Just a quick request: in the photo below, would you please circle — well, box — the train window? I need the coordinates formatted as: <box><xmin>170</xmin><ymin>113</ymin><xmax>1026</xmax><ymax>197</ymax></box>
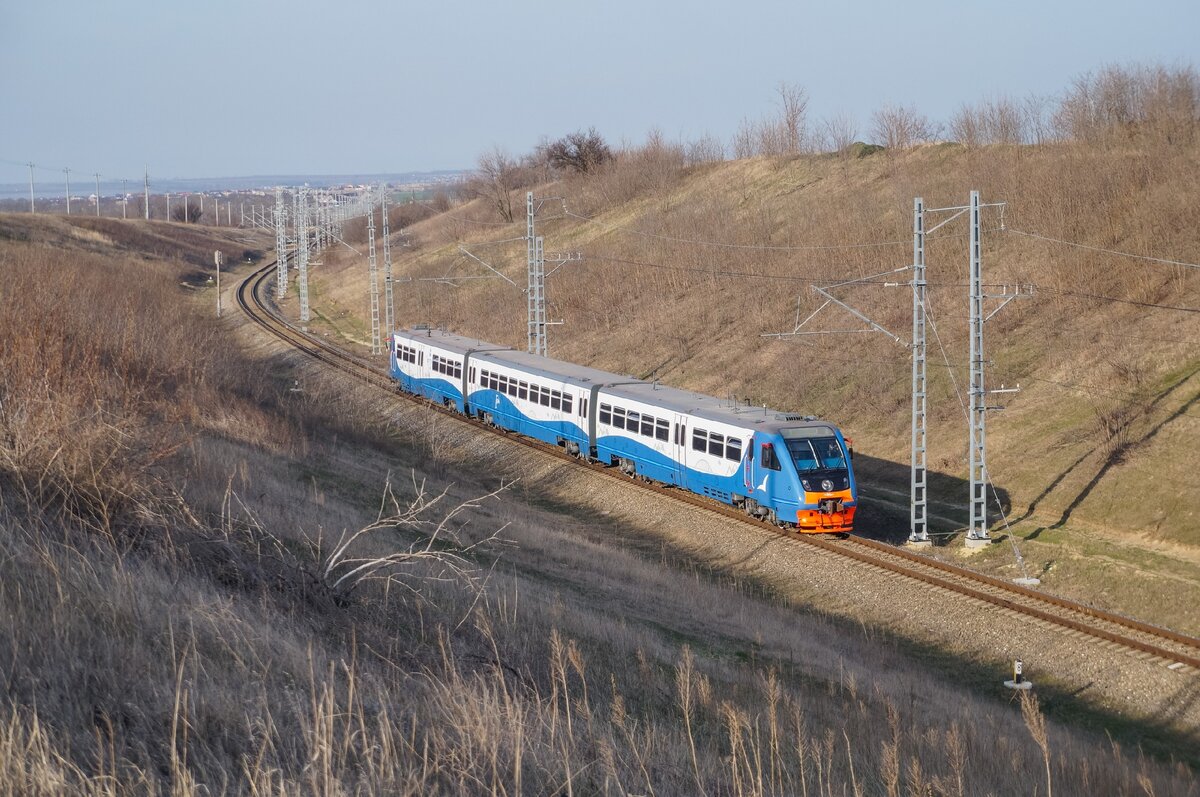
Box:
<box><xmin>613</xmin><ymin>407</ymin><xmax>626</xmax><ymax>427</ymax></box>
<box><xmin>655</xmin><ymin>419</ymin><xmax>669</xmax><ymax>441</ymax></box>
<box><xmin>563</xmin><ymin>395</ymin><xmax>573</xmax><ymax>414</ymax></box>
<box><xmin>469</xmin><ymin>367</ymin><xmax>476</xmax><ymax>383</ymax></box>
<box><xmin>581</xmin><ymin>397</ymin><xmax>588</xmax><ymax>417</ymax></box>
<box><xmin>539</xmin><ymin>387</ymin><xmax>550</xmax><ymax>406</ymax></box>
<box><xmin>518</xmin><ymin>381</ymin><xmax>528</xmax><ymax>400</ymax></box>
<box><xmin>600</xmin><ymin>404</ymin><xmax>611</xmax><ymax>425</ymax></box>
<box><xmin>762</xmin><ymin>443</ymin><xmax>781</xmax><ymax>471</ymax></box>
<box><xmin>641</xmin><ymin>415</ymin><xmax>654</xmax><ymax>437</ymax></box>
<box><xmin>419</xmin><ymin>351</ymin><xmax>423</xmax><ymax>367</ymax></box>
<box><xmin>498</xmin><ymin>375</ymin><xmax>508</xmax><ymax>392</ymax></box>
<box><xmin>692</xmin><ymin>429</ymin><xmax>707</xmax><ymax>452</ymax></box>
<box><xmin>551</xmin><ymin>394</ymin><xmax>561</xmax><ymax>411</ymax></box>
<box><xmin>708</xmin><ymin>433</ymin><xmax>725</xmax><ymax>457</ymax></box>
<box><xmin>726</xmin><ymin>439</ymin><xmax>742</xmax><ymax>462</ymax></box>
<box><xmin>454</xmin><ymin>363</ymin><xmax>462</xmax><ymax>379</ymax></box>
<box><xmin>627</xmin><ymin>411</ymin><xmax>639</xmax><ymax>432</ymax></box>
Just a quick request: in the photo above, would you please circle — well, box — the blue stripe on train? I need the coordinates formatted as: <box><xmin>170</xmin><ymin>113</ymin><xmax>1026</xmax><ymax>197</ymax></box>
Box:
<box><xmin>392</xmin><ymin>372</ymin><xmax>816</xmax><ymax>522</ymax></box>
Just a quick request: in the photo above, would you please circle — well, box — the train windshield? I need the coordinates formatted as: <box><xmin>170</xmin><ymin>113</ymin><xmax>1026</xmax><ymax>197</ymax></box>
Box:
<box><xmin>783</xmin><ymin>436</ymin><xmax>846</xmax><ymax>473</ymax></box>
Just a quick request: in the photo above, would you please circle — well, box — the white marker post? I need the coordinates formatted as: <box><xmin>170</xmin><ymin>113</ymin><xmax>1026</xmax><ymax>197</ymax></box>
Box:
<box><xmin>1004</xmin><ymin>659</ymin><xmax>1033</xmax><ymax>691</ymax></box>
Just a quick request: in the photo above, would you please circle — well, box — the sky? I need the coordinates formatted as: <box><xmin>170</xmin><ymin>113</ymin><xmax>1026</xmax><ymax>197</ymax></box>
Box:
<box><xmin>1</xmin><ymin>0</ymin><xmax>1197</xmax><ymax>184</ymax></box>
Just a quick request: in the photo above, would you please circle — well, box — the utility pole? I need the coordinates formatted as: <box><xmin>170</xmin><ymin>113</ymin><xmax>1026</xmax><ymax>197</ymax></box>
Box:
<box><xmin>27</xmin><ymin>162</ymin><xmax>35</xmax><ymax>213</ymax></box>
<box><xmin>967</xmin><ymin>190</ymin><xmax>988</xmax><ymax>545</ymax></box>
<box><xmin>166</xmin><ymin>192</ymin><xmax>171</xmax><ymax>220</ymax></box>
<box><xmin>64</xmin><ymin>167</ymin><xmax>71</xmax><ymax>215</ymax></box>
<box><xmin>144</xmin><ymin>168</ymin><xmax>150</xmax><ymax>220</ymax></box>
<box><xmin>122</xmin><ymin>178</ymin><xmax>128</xmax><ymax>219</ymax></box>
<box><xmin>368</xmin><ymin>202</ymin><xmax>381</xmax><ymax>355</ymax></box>
<box><xmin>94</xmin><ymin>173</ymin><xmax>101</xmax><ymax>216</ymax></box>
<box><xmin>909</xmin><ymin>197</ymin><xmax>930</xmax><ymax>544</ymax></box>
<box><xmin>184</xmin><ymin>194</ymin><xmax>189</xmax><ymax>223</ymax></box>
<box><xmin>381</xmin><ymin>187</ymin><xmax>394</xmax><ymax>336</ymax></box>
<box><xmin>297</xmin><ymin>185</ymin><xmax>310</xmax><ymax>323</ymax></box>
<box><xmin>274</xmin><ymin>187</ymin><xmax>288</xmax><ymax>299</ymax></box>
<box><xmin>526</xmin><ymin>191</ymin><xmax>547</xmax><ymax>355</ymax></box>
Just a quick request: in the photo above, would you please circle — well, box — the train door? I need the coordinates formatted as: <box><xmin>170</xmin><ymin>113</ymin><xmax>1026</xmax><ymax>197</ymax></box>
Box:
<box><xmin>672</xmin><ymin>414</ymin><xmax>688</xmax><ymax>487</ymax></box>
<box><xmin>743</xmin><ymin>432</ymin><xmax>755</xmax><ymax>495</ymax></box>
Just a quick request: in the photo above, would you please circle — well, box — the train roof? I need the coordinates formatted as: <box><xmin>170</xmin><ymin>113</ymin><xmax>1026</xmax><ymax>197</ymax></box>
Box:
<box><xmin>393</xmin><ymin>327</ymin><xmax>841</xmax><ymax>435</ymax></box>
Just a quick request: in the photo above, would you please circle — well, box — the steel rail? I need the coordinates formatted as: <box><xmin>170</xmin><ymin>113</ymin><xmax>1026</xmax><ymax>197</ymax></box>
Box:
<box><xmin>237</xmin><ymin>260</ymin><xmax>1200</xmax><ymax>672</ymax></box>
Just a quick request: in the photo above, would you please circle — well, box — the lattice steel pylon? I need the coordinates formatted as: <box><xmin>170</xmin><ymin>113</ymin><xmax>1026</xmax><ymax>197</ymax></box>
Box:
<box><xmin>967</xmin><ymin>190</ymin><xmax>988</xmax><ymax>541</ymax></box>
<box><xmin>274</xmin><ymin>187</ymin><xmax>289</xmax><ymax>299</ymax></box>
<box><xmin>381</xmin><ymin>188</ymin><xmax>394</xmax><ymax>336</ymax></box>
<box><xmin>297</xmin><ymin>186</ymin><xmax>311</xmax><ymax>323</ymax></box>
<box><xmin>910</xmin><ymin>197</ymin><xmax>930</xmax><ymax>543</ymax></box>
<box><xmin>528</xmin><ymin>235</ymin><xmax>546</xmax><ymax>356</ymax></box>
<box><xmin>368</xmin><ymin>204</ymin><xmax>381</xmax><ymax>355</ymax></box>
<box><xmin>526</xmin><ymin>192</ymin><xmax>547</xmax><ymax>356</ymax></box>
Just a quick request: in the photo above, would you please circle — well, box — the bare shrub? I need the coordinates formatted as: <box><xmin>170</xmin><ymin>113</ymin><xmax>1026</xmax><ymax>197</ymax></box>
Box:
<box><xmin>461</xmin><ymin>146</ymin><xmax>534</xmax><ymax>222</ymax></box>
<box><xmin>871</xmin><ymin>103</ymin><xmax>937</xmax><ymax>150</ymax></box>
<box><xmin>319</xmin><ymin>474</ymin><xmax>509</xmax><ymax>601</ymax></box>
<box><xmin>685</xmin><ymin>133</ymin><xmax>726</xmax><ymax>165</ymax></box>
<box><xmin>1053</xmin><ymin>63</ymin><xmax>1200</xmax><ymax>146</ymax></box>
<box><xmin>820</xmin><ymin>110</ymin><xmax>859</xmax><ymax>154</ymax></box>
<box><xmin>951</xmin><ymin>96</ymin><xmax>1027</xmax><ymax>146</ymax></box>
<box><xmin>543</xmin><ymin>128</ymin><xmax>613</xmax><ymax>175</ymax></box>
<box><xmin>950</xmin><ymin>103</ymin><xmax>984</xmax><ymax>148</ymax></box>
<box><xmin>731</xmin><ymin>82</ymin><xmax>811</xmax><ymax>158</ymax></box>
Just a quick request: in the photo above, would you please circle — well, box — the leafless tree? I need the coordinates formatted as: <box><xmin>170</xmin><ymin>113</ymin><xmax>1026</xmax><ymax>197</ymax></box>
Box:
<box><xmin>467</xmin><ymin>146</ymin><xmax>523</xmax><ymax>222</ymax></box>
<box><xmin>544</xmin><ymin>127</ymin><xmax>613</xmax><ymax>175</ymax></box>
<box><xmin>870</xmin><ymin>103</ymin><xmax>936</xmax><ymax>150</ymax></box>
<box><xmin>950</xmin><ymin>103</ymin><xmax>983</xmax><ymax>148</ymax></box>
<box><xmin>685</xmin><ymin>133</ymin><xmax>725</xmax><ymax>165</ymax></box>
<box><xmin>777</xmin><ymin>82</ymin><xmax>809</xmax><ymax>154</ymax></box>
<box><xmin>820</xmin><ymin>110</ymin><xmax>859</xmax><ymax>154</ymax></box>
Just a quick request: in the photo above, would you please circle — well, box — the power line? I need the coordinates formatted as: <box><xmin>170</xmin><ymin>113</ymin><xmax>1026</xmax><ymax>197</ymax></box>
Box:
<box><xmin>566</xmin><ymin>209</ymin><xmax>914</xmax><ymax>251</ymax></box>
<box><xmin>582</xmin><ymin>253</ymin><xmax>863</xmax><ymax>283</ymax></box>
<box><xmin>1035</xmin><ymin>286</ymin><xmax>1200</xmax><ymax>314</ymax></box>
<box><xmin>1006</xmin><ymin>227</ymin><xmax>1200</xmax><ymax>271</ymax></box>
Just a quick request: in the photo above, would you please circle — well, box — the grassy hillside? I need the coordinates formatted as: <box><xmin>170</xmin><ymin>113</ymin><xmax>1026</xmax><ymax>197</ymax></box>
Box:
<box><xmin>2</xmin><ymin>211</ymin><xmax>1197</xmax><ymax>792</ymax></box>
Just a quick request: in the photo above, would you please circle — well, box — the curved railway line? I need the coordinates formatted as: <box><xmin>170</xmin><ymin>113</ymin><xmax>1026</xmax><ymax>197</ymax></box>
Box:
<box><xmin>238</xmin><ymin>259</ymin><xmax>1200</xmax><ymax>674</ymax></box>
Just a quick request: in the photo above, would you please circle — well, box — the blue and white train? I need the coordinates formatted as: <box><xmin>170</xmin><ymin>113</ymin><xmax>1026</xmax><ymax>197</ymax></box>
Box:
<box><xmin>389</xmin><ymin>326</ymin><xmax>857</xmax><ymax>533</ymax></box>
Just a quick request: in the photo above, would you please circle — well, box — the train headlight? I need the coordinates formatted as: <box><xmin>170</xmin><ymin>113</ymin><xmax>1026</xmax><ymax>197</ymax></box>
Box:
<box><xmin>821</xmin><ymin>479</ymin><xmax>834</xmax><ymax>492</ymax></box>
<box><xmin>800</xmin><ymin>479</ymin><xmax>812</xmax><ymax>491</ymax></box>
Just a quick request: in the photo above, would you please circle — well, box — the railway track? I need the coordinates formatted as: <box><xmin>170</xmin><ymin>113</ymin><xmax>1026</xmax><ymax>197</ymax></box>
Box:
<box><xmin>238</xmin><ymin>260</ymin><xmax>1200</xmax><ymax>673</ymax></box>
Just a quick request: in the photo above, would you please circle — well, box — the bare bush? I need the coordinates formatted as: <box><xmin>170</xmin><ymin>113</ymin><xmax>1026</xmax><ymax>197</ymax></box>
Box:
<box><xmin>871</xmin><ymin>103</ymin><xmax>937</xmax><ymax>150</ymax></box>
<box><xmin>820</xmin><ymin>110</ymin><xmax>859</xmax><ymax>154</ymax></box>
<box><xmin>731</xmin><ymin>82</ymin><xmax>811</xmax><ymax>158</ymax></box>
<box><xmin>543</xmin><ymin>128</ymin><xmax>613</xmax><ymax>175</ymax></box>
<box><xmin>951</xmin><ymin>96</ymin><xmax>1027</xmax><ymax>146</ymax></box>
<box><xmin>461</xmin><ymin>146</ymin><xmax>534</xmax><ymax>222</ymax></box>
<box><xmin>171</xmin><ymin>200</ymin><xmax>203</xmax><ymax>223</ymax></box>
<box><xmin>1053</xmin><ymin>63</ymin><xmax>1200</xmax><ymax>145</ymax></box>
<box><xmin>319</xmin><ymin>473</ymin><xmax>509</xmax><ymax>601</ymax></box>
<box><xmin>685</xmin><ymin>133</ymin><xmax>725</xmax><ymax>165</ymax></box>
